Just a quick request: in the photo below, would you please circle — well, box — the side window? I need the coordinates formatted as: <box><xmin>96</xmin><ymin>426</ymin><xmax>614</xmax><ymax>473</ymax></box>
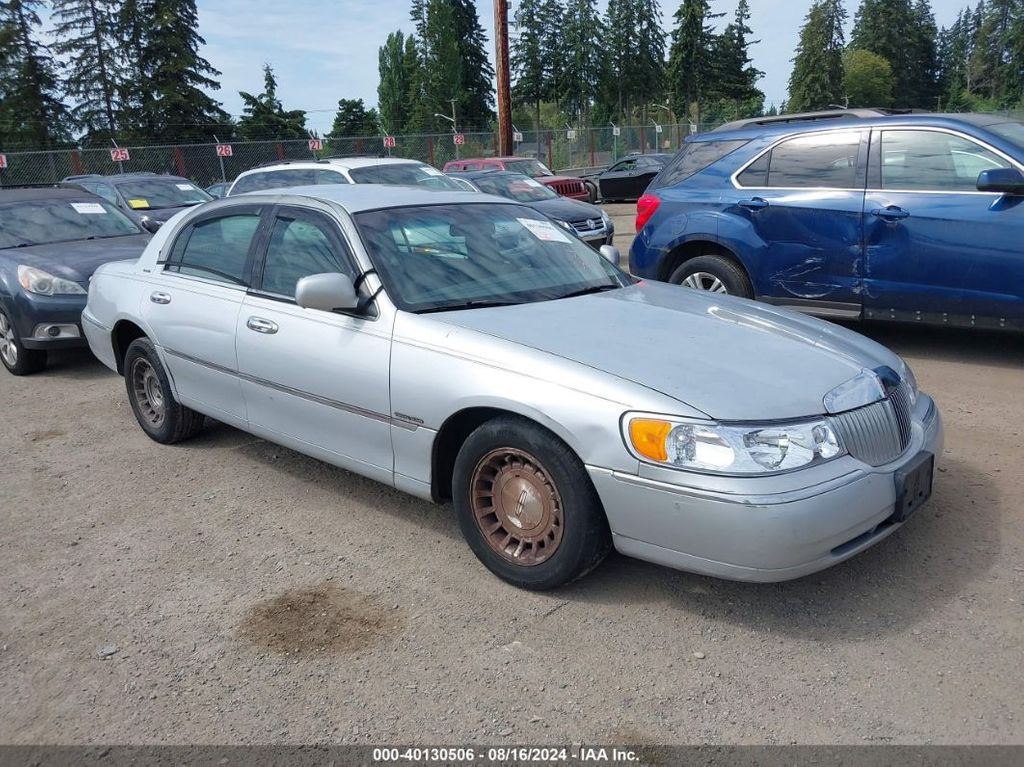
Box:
<box><xmin>609</xmin><ymin>159</ymin><xmax>637</xmax><ymax>173</ymax></box>
<box><xmin>881</xmin><ymin>130</ymin><xmax>1011</xmax><ymax>192</ymax></box>
<box><xmin>230</xmin><ymin>172</ymin><xmax>271</xmax><ymax>196</ymax></box>
<box><xmin>756</xmin><ymin>130</ymin><xmax>863</xmax><ymax>189</ymax></box>
<box><xmin>259</xmin><ymin>211</ymin><xmax>352</xmax><ymax>298</ymax></box>
<box><xmin>652</xmin><ymin>140</ymin><xmax>748</xmax><ymax>189</ymax></box>
<box><xmin>314</xmin><ymin>169</ymin><xmax>349</xmax><ymax>185</ymax></box>
<box><xmin>165</xmin><ymin>213</ymin><xmax>260</xmax><ymax>286</ymax></box>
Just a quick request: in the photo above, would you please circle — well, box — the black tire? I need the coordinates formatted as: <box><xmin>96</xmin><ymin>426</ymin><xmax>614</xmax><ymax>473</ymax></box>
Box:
<box><xmin>0</xmin><ymin>308</ymin><xmax>46</xmax><ymax>376</ymax></box>
<box><xmin>452</xmin><ymin>416</ymin><xmax>611</xmax><ymax>590</ymax></box>
<box><xmin>669</xmin><ymin>254</ymin><xmax>754</xmax><ymax>299</ymax></box>
<box><xmin>123</xmin><ymin>337</ymin><xmax>205</xmax><ymax>444</ymax></box>
<box><xmin>584</xmin><ymin>180</ymin><xmax>598</xmax><ymax>204</ymax></box>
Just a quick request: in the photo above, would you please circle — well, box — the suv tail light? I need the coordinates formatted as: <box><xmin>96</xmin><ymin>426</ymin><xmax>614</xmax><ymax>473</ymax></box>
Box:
<box><xmin>636</xmin><ymin>194</ymin><xmax>661</xmax><ymax>232</ymax></box>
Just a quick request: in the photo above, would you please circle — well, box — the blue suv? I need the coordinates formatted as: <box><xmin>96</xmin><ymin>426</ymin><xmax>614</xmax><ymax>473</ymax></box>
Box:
<box><xmin>630</xmin><ymin>110</ymin><xmax>1024</xmax><ymax>330</ymax></box>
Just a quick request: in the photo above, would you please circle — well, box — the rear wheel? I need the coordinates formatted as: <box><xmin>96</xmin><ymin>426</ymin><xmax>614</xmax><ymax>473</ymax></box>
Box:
<box><xmin>0</xmin><ymin>309</ymin><xmax>46</xmax><ymax>376</ymax></box>
<box><xmin>124</xmin><ymin>338</ymin><xmax>205</xmax><ymax>443</ymax></box>
<box><xmin>452</xmin><ymin>416</ymin><xmax>611</xmax><ymax>590</ymax></box>
<box><xmin>670</xmin><ymin>254</ymin><xmax>753</xmax><ymax>299</ymax></box>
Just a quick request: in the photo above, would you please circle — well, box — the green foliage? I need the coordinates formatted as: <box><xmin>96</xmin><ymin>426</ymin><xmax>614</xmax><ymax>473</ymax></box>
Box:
<box><xmin>600</xmin><ymin>0</ymin><xmax>666</xmax><ymax>122</ymax></box>
<box><xmin>851</xmin><ymin>0</ymin><xmax>938</xmax><ymax>109</ymax></box>
<box><xmin>937</xmin><ymin>0</ymin><xmax>1024</xmax><ymax>110</ymax></box>
<box><xmin>377</xmin><ymin>31</ymin><xmax>415</xmax><ymax>134</ymax></box>
<box><xmin>511</xmin><ymin>0</ymin><xmax>547</xmax><ymax>129</ymax></box>
<box><xmin>450</xmin><ymin>0</ymin><xmax>494</xmax><ymax>129</ymax></box>
<box><xmin>668</xmin><ymin>0</ymin><xmax>722</xmax><ymax>122</ymax></box>
<box><xmin>560</xmin><ymin>0</ymin><xmax>604</xmax><ymax>121</ymax></box>
<box><xmin>330</xmin><ymin>99</ymin><xmax>379</xmax><ymax>138</ymax></box>
<box><xmin>787</xmin><ymin>0</ymin><xmax>847</xmax><ymax>112</ymax></box>
<box><xmin>843</xmin><ymin>48</ymin><xmax>894</xmax><ymax>107</ymax></box>
<box><xmin>236</xmin><ymin>64</ymin><xmax>307</xmax><ymax>140</ymax></box>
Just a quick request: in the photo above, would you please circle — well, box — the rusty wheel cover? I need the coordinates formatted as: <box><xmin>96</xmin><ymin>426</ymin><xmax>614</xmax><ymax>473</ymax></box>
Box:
<box><xmin>470</xmin><ymin>447</ymin><xmax>564</xmax><ymax>566</ymax></box>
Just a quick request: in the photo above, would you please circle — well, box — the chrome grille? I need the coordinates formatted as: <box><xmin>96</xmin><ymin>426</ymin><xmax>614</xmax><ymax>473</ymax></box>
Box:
<box><xmin>569</xmin><ymin>218</ymin><xmax>603</xmax><ymax>235</ymax></box>
<box><xmin>829</xmin><ymin>382</ymin><xmax>913</xmax><ymax>467</ymax></box>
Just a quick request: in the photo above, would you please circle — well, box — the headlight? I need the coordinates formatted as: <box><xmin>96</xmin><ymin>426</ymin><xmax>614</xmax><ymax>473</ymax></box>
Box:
<box><xmin>18</xmin><ymin>265</ymin><xmax>86</xmax><ymax>296</ymax></box>
<box><xmin>899</xmin><ymin>358</ymin><xmax>919</xmax><ymax>405</ymax></box>
<box><xmin>625</xmin><ymin>414</ymin><xmax>845</xmax><ymax>475</ymax></box>
<box><xmin>555</xmin><ymin>219</ymin><xmax>573</xmax><ymax>231</ymax></box>
<box><xmin>601</xmin><ymin>211</ymin><xmax>612</xmax><ymax>228</ymax></box>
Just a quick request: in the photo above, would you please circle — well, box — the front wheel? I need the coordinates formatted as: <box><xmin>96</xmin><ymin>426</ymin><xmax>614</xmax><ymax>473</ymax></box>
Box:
<box><xmin>670</xmin><ymin>254</ymin><xmax>753</xmax><ymax>299</ymax></box>
<box><xmin>124</xmin><ymin>338</ymin><xmax>205</xmax><ymax>443</ymax></box>
<box><xmin>452</xmin><ymin>416</ymin><xmax>611</xmax><ymax>590</ymax></box>
<box><xmin>0</xmin><ymin>309</ymin><xmax>46</xmax><ymax>376</ymax></box>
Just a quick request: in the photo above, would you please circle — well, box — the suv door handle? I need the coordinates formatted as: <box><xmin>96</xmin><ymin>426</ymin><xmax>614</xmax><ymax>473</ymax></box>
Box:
<box><xmin>246</xmin><ymin>317</ymin><xmax>279</xmax><ymax>335</ymax></box>
<box><xmin>739</xmin><ymin>197</ymin><xmax>769</xmax><ymax>210</ymax></box>
<box><xmin>871</xmin><ymin>206</ymin><xmax>910</xmax><ymax>220</ymax></box>
<box><xmin>150</xmin><ymin>291</ymin><xmax>171</xmax><ymax>304</ymax></box>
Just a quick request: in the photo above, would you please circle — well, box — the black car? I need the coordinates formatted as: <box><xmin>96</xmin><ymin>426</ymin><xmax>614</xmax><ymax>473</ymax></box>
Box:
<box><xmin>447</xmin><ymin>170</ymin><xmax>614</xmax><ymax>248</ymax></box>
<box><xmin>60</xmin><ymin>172</ymin><xmax>212</xmax><ymax>232</ymax></box>
<box><xmin>0</xmin><ymin>188</ymin><xmax>150</xmax><ymax>375</ymax></box>
<box><xmin>588</xmin><ymin>153</ymin><xmax>673</xmax><ymax>202</ymax></box>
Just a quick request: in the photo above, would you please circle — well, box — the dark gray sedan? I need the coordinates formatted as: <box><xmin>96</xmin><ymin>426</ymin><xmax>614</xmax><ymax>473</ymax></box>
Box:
<box><xmin>0</xmin><ymin>188</ymin><xmax>150</xmax><ymax>375</ymax></box>
<box><xmin>60</xmin><ymin>172</ymin><xmax>213</xmax><ymax>232</ymax></box>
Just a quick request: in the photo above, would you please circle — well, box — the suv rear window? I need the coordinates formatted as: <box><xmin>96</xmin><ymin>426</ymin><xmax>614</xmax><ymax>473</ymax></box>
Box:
<box><xmin>649</xmin><ymin>140</ymin><xmax>747</xmax><ymax>189</ymax></box>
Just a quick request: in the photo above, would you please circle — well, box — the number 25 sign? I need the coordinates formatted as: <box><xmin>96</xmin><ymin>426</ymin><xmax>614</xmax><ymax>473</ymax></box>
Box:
<box><xmin>110</xmin><ymin>147</ymin><xmax>130</xmax><ymax>162</ymax></box>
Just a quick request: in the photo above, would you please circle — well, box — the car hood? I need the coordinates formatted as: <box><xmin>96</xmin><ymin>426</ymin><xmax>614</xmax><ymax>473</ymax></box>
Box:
<box><xmin>528</xmin><ymin>196</ymin><xmax>604</xmax><ymax>222</ymax></box>
<box><xmin>430</xmin><ymin>281</ymin><xmax>904</xmax><ymax>421</ymax></box>
<box><xmin>5</xmin><ymin>234</ymin><xmax>151</xmax><ymax>284</ymax></box>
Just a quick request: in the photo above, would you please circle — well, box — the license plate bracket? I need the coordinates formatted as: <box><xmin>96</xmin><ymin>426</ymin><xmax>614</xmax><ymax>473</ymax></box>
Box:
<box><xmin>894</xmin><ymin>451</ymin><xmax>934</xmax><ymax>523</ymax></box>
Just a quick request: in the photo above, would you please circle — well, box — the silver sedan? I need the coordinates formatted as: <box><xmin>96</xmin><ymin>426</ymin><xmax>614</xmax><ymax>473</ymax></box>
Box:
<box><xmin>82</xmin><ymin>185</ymin><xmax>942</xmax><ymax>590</ymax></box>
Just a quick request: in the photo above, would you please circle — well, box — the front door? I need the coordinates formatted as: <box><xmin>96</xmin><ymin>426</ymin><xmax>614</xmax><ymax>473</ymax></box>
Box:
<box><xmin>732</xmin><ymin>129</ymin><xmax>867</xmax><ymax>311</ymax></box>
<box><xmin>600</xmin><ymin>158</ymin><xmax>640</xmax><ymax>200</ymax></box>
<box><xmin>143</xmin><ymin>206</ymin><xmax>265</xmax><ymax>426</ymax></box>
<box><xmin>235</xmin><ymin>203</ymin><xmax>394</xmax><ymax>480</ymax></box>
<box><xmin>863</xmin><ymin>127</ymin><xmax>1024</xmax><ymax>327</ymax></box>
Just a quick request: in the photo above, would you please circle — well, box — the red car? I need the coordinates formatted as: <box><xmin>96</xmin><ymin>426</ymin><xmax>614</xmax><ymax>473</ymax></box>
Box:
<box><xmin>442</xmin><ymin>157</ymin><xmax>589</xmax><ymax>200</ymax></box>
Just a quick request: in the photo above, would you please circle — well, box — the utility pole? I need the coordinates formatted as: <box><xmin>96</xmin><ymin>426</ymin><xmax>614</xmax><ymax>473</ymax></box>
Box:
<box><xmin>494</xmin><ymin>0</ymin><xmax>513</xmax><ymax>156</ymax></box>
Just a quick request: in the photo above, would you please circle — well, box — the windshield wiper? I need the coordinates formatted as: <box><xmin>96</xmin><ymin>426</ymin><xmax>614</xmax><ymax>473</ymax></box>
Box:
<box><xmin>417</xmin><ymin>299</ymin><xmax>521</xmax><ymax>314</ymax></box>
<box><xmin>553</xmin><ymin>284</ymin><xmax>621</xmax><ymax>300</ymax></box>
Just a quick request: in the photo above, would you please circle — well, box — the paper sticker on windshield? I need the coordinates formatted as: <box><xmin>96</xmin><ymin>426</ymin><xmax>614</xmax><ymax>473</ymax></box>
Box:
<box><xmin>70</xmin><ymin>202</ymin><xmax>107</xmax><ymax>215</ymax></box>
<box><xmin>517</xmin><ymin>218</ymin><xmax>571</xmax><ymax>243</ymax></box>
<box><xmin>522</xmin><ymin>178</ymin><xmax>545</xmax><ymax>188</ymax></box>
<box><xmin>175</xmin><ymin>183</ymin><xmax>194</xmax><ymax>191</ymax></box>
<box><xmin>127</xmin><ymin>198</ymin><xmax>149</xmax><ymax>209</ymax></box>
<box><xmin>421</xmin><ymin>166</ymin><xmax>444</xmax><ymax>176</ymax></box>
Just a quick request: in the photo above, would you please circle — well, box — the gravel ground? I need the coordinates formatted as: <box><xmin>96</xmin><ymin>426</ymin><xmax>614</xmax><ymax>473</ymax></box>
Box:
<box><xmin>1</xmin><ymin>206</ymin><xmax>1022</xmax><ymax>745</ymax></box>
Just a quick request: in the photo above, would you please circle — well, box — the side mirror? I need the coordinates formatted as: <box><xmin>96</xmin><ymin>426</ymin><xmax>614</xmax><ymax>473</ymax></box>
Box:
<box><xmin>599</xmin><ymin>244</ymin><xmax>621</xmax><ymax>267</ymax></box>
<box><xmin>977</xmin><ymin>167</ymin><xmax>1024</xmax><ymax>195</ymax></box>
<box><xmin>139</xmin><ymin>216</ymin><xmax>162</xmax><ymax>233</ymax></box>
<box><xmin>295</xmin><ymin>272</ymin><xmax>359</xmax><ymax>312</ymax></box>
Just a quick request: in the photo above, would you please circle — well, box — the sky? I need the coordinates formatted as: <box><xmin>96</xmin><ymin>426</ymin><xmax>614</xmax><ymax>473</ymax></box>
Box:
<box><xmin>187</xmin><ymin>0</ymin><xmax>971</xmax><ymax>134</ymax></box>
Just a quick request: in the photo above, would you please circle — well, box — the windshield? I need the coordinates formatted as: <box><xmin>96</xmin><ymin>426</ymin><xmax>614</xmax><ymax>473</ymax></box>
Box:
<box><xmin>987</xmin><ymin>121</ymin><xmax>1024</xmax><ymax>149</ymax></box>
<box><xmin>354</xmin><ymin>203</ymin><xmax>629</xmax><ymax>313</ymax></box>
<box><xmin>0</xmin><ymin>198</ymin><xmax>142</xmax><ymax>249</ymax></box>
<box><xmin>116</xmin><ymin>179</ymin><xmax>212</xmax><ymax>210</ymax></box>
<box><xmin>348</xmin><ymin>163</ymin><xmax>463</xmax><ymax>191</ymax></box>
<box><xmin>471</xmin><ymin>174</ymin><xmax>558</xmax><ymax>202</ymax></box>
<box><xmin>503</xmin><ymin>159</ymin><xmax>553</xmax><ymax>177</ymax></box>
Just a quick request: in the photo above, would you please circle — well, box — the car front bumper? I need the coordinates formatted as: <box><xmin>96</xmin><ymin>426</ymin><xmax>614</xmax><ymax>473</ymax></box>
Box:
<box><xmin>10</xmin><ymin>290</ymin><xmax>89</xmax><ymax>350</ymax></box>
<box><xmin>588</xmin><ymin>395</ymin><xmax>943</xmax><ymax>582</ymax></box>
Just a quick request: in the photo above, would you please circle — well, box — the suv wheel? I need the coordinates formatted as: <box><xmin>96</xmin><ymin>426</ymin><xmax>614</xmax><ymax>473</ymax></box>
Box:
<box><xmin>670</xmin><ymin>255</ymin><xmax>753</xmax><ymax>299</ymax></box>
<box><xmin>452</xmin><ymin>416</ymin><xmax>611</xmax><ymax>590</ymax></box>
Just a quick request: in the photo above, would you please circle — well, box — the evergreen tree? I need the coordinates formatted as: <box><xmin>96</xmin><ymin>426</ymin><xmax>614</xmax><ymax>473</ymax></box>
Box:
<box><xmin>560</xmin><ymin>0</ymin><xmax>604</xmax><ymax>123</ymax></box>
<box><xmin>330</xmin><ymin>98</ymin><xmax>379</xmax><ymax>137</ymax></box>
<box><xmin>115</xmin><ymin>0</ymin><xmax>149</xmax><ymax>136</ymax></box>
<box><xmin>851</xmin><ymin>0</ymin><xmax>938</xmax><ymax>109</ymax></box>
<box><xmin>787</xmin><ymin>0</ymin><xmax>847</xmax><ymax>112</ymax></box>
<box><xmin>236</xmin><ymin>64</ymin><xmax>307</xmax><ymax>140</ymax></box>
<box><xmin>600</xmin><ymin>0</ymin><xmax>666</xmax><ymax>122</ymax></box>
<box><xmin>51</xmin><ymin>0</ymin><xmax>123</xmax><ymax>139</ymax></box>
<box><xmin>451</xmin><ymin>0</ymin><xmax>494</xmax><ymax>129</ymax></box>
<box><xmin>706</xmin><ymin>0</ymin><xmax>765</xmax><ymax>121</ymax></box>
<box><xmin>843</xmin><ymin>48</ymin><xmax>894</xmax><ymax>106</ymax></box>
<box><xmin>378</xmin><ymin>31</ymin><xmax>415</xmax><ymax>134</ymax></box>
<box><xmin>667</xmin><ymin>0</ymin><xmax>722</xmax><ymax>123</ymax></box>
<box><xmin>136</xmin><ymin>0</ymin><xmax>228</xmax><ymax>141</ymax></box>
<box><xmin>0</xmin><ymin>0</ymin><xmax>71</xmax><ymax>148</ymax></box>
<box><xmin>511</xmin><ymin>0</ymin><xmax>548</xmax><ymax>130</ymax></box>
<box><xmin>910</xmin><ymin>0</ymin><xmax>940</xmax><ymax>109</ymax></box>
<box><xmin>410</xmin><ymin>0</ymin><xmax>463</xmax><ymax>132</ymax></box>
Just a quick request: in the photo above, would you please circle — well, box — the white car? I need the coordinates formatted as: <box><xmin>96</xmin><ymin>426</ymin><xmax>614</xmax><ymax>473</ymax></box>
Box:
<box><xmin>226</xmin><ymin>157</ymin><xmax>464</xmax><ymax>196</ymax></box>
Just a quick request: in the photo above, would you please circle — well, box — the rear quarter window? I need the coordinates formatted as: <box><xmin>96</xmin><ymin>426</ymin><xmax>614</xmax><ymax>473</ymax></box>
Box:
<box><xmin>649</xmin><ymin>140</ymin><xmax>748</xmax><ymax>189</ymax></box>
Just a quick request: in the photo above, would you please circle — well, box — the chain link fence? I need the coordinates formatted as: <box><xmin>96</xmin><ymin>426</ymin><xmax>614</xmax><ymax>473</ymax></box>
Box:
<box><xmin>0</xmin><ymin>124</ymin><xmax>711</xmax><ymax>188</ymax></box>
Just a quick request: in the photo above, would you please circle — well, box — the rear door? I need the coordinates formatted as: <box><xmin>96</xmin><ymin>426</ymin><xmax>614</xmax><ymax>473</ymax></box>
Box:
<box><xmin>235</xmin><ymin>203</ymin><xmax>394</xmax><ymax>481</ymax></box>
<box><xmin>144</xmin><ymin>205</ymin><xmax>265</xmax><ymax>426</ymax></box>
<box><xmin>863</xmin><ymin>127</ymin><xmax>1024</xmax><ymax>327</ymax></box>
<box><xmin>731</xmin><ymin>128</ymin><xmax>868</xmax><ymax>313</ymax></box>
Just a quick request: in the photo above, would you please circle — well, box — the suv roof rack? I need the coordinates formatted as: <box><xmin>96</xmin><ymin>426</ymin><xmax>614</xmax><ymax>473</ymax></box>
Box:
<box><xmin>712</xmin><ymin>108</ymin><xmax>927</xmax><ymax>133</ymax></box>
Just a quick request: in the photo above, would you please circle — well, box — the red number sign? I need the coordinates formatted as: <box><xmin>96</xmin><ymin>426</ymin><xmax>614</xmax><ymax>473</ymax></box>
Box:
<box><xmin>110</xmin><ymin>147</ymin><xmax>130</xmax><ymax>162</ymax></box>
<box><xmin>216</xmin><ymin>144</ymin><xmax>233</xmax><ymax>158</ymax></box>
<box><xmin>0</xmin><ymin>154</ymin><xmax>7</xmax><ymax>169</ymax></box>
<box><xmin>383</xmin><ymin>136</ymin><xmax>396</xmax><ymax>148</ymax></box>
<box><xmin>454</xmin><ymin>133</ymin><xmax>465</xmax><ymax>145</ymax></box>
<box><xmin>308</xmin><ymin>138</ymin><xmax>323</xmax><ymax>151</ymax></box>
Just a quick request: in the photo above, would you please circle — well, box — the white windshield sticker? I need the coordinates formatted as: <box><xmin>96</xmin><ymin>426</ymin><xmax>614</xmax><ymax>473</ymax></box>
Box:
<box><xmin>517</xmin><ymin>218</ymin><xmax>571</xmax><ymax>243</ymax></box>
<box><xmin>71</xmin><ymin>202</ymin><xmax>106</xmax><ymax>214</ymax></box>
<box><xmin>421</xmin><ymin>166</ymin><xmax>443</xmax><ymax>176</ymax></box>
<box><xmin>175</xmin><ymin>183</ymin><xmax>194</xmax><ymax>191</ymax></box>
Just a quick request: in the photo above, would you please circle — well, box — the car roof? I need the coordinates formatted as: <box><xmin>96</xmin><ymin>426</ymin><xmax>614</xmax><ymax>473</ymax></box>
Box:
<box><xmin>62</xmin><ymin>172</ymin><xmax>191</xmax><ymax>183</ymax></box>
<box><xmin>0</xmin><ymin>187</ymin><xmax>102</xmax><ymax>203</ymax></box>
<box><xmin>226</xmin><ymin>183</ymin><xmax>506</xmax><ymax>213</ymax></box>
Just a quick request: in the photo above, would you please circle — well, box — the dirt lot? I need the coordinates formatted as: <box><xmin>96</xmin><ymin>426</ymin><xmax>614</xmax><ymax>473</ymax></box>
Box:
<box><xmin>1</xmin><ymin>208</ymin><xmax>1022</xmax><ymax>745</ymax></box>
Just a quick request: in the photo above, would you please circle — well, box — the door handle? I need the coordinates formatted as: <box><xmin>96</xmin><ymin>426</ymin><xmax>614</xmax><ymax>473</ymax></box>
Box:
<box><xmin>246</xmin><ymin>317</ymin><xmax>279</xmax><ymax>335</ymax></box>
<box><xmin>871</xmin><ymin>206</ymin><xmax>910</xmax><ymax>220</ymax></box>
<box><xmin>149</xmin><ymin>291</ymin><xmax>171</xmax><ymax>304</ymax></box>
<box><xmin>739</xmin><ymin>197</ymin><xmax>769</xmax><ymax>210</ymax></box>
